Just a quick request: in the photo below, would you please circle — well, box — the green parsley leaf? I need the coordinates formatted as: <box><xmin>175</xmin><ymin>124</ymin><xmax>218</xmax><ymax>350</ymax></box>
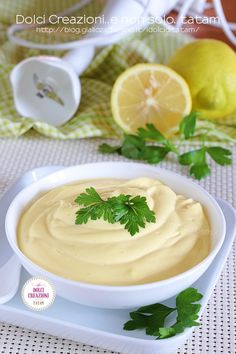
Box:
<box><xmin>75</xmin><ymin>188</ymin><xmax>156</xmax><ymax>236</ymax></box>
<box><xmin>179</xmin><ymin>148</ymin><xmax>210</xmax><ymax>180</ymax></box>
<box><xmin>179</xmin><ymin>112</ymin><xmax>197</xmax><ymax>139</ymax></box>
<box><xmin>141</xmin><ymin>146</ymin><xmax>170</xmax><ymax>164</ymax></box>
<box><xmin>121</xmin><ymin>135</ymin><xmax>145</xmax><ymax>160</ymax></box>
<box><xmin>124</xmin><ymin>312</ymin><xmax>150</xmax><ymax>331</ymax></box>
<box><xmin>158</xmin><ymin>327</ymin><xmax>176</xmax><ymax>339</ymax></box>
<box><xmin>190</xmin><ymin>162</ymin><xmax>211</xmax><ymax>180</ymax></box>
<box><xmin>137</xmin><ymin>124</ymin><xmax>177</xmax><ymax>153</ymax></box>
<box><xmin>159</xmin><ymin>288</ymin><xmax>203</xmax><ymax>338</ymax></box>
<box><xmin>98</xmin><ymin>114</ymin><xmax>232</xmax><ymax>180</ymax></box>
<box><xmin>177</xmin><ymin>287</ymin><xmax>203</xmax><ymax>304</ymax></box>
<box><xmin>98</xmin><ymin>124</ymin><xmax>176</xmax><ymax>164</ymax></box>
<box><xmin>75</xmin><ymin>187</ymin><xmax>103</xmax><ymax>206</ymax></box>
<box><xmin>98</xmin><ymin>143</ymin><xmax>121</xmax><ymax>154</ymax></box>
<box><xmin>137</xmin><ymin>123</ymin><xmax>167</xmax><ymax>143</ymax></box>
<box><xmin>111</xmin><ymin>195</ymin><xmax>156</xmax><ymax>236</ymax></box>
<box><xmin>124</xmin><ymin>303</ymin><xmax>175</xmax><ymax>336</ymax></box>
<box><xmin>99</xmin><ymin>135</ymin><xmax>145</xmax><ymax>160</ymax></box>
<box><xmin>206</xmin><ymin>147</ymin><xmax>232</xmax><ymax>166</ymax></box>
<box><xmin>123</xmin><ymin>287</ymin><xmax>203</xmax><ymax>339</ymax></box>
<box><xmin>178</xmin><ymin>148</ymin><xmax>206</xmax><ymax>166</ymax></box>
<box><xmin>175</xmin><ymin>287</ymin><xmax>203</xmax><ymax>326</ymax></box>
<box><xmin>75</xmin><ymin>188</ymin><xmax>115</xmax><ymax>224</ymax></box>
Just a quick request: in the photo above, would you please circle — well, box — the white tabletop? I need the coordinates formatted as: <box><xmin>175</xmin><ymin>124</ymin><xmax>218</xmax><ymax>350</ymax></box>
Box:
<box><xmin>0</xmin><ymin>133</ymin><xmax>235</xmax><ymax>354</ymax></box>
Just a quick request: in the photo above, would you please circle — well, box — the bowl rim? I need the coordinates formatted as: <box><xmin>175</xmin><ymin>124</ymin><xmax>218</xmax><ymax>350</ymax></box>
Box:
<box><xmin>5</xmin><ymin>162</ymin><xmax>226</xmax><ymax>292</ymax></box>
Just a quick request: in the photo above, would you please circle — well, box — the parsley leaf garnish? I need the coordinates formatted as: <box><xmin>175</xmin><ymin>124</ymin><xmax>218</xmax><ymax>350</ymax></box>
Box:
<box><xmin>98</xmin><ymin>113</ymin><xmax>232</xmax><ymax>180</ymax></box>
<box><xmin>141</xmin><ymin>146</ymin><xmax>170</xmax><ymax>164</ymax></box>
<box><xmin>206</xmin><ymin>147</ymin><xmax>232</xmax><ymax>166</ymax></box>
<box><xmin>121</xmin><ymin>135</ymin><xmax>146</xmax><ymax>160</ymax></box>
<box><xmin>98</xmin><ymin>143</ymin><xmax>121</xmax><ymax>155</ymax></box>
<box><xmin>137</xmin><ymin>123</ymin><xmax>167</xmax><ymax>143</ymax></box>
<box><xmin>75</xmin><ymin>187</ymin><xmax>115</xmax><ymax>224</ymax></box>
<box><xmin>98</xmin><ymin>123</ymin><xmax>177</xmax><ymax>165</ymax></box>
<box><xmin>112</xmin><ymin>194</ymin><xmax>156</xmax><ymax>236</ymax></box>
<box><xmin>179</xmin><ymin>112</ymin><xmax>197</xmax><ymax>139</ymax></box>
<box><xmin>75</xmin><ymin>188</ymin><xmax>156</xmax><ymax>236</ymax></box>
<box><xmin>123</xmin><ymin>287</ymin><xmax>203</xmax><ymax>339</ymax></box>
<box><xmin>178</xmin><ymin>147</ymin><xmax>210</xmax><ymax>180</ymax></box>
<box><xmin>178</xmin><ymin>113</ymin><xmax>232</xmax><ymax>179</ymax></box>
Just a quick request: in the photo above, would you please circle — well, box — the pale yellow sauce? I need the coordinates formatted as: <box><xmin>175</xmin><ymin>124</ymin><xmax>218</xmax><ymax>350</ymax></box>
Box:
<box><xmin>18</xmin><ymin>178</ymin><xmax>211</xmax><ymax>285</ymax></box>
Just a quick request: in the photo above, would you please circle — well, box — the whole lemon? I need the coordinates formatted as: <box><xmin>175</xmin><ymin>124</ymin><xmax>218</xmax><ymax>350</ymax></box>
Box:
<box><xmin>168</xmin><ymin>39</ymin><xmax>236</xmax><ymax>120</ymax></box>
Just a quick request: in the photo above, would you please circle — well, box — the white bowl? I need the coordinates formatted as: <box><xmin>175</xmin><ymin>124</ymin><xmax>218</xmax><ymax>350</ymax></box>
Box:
<box><xmin>5</xmin><ymin>162</ymin><xmax>226</xmax><ymax>309</ymax></box>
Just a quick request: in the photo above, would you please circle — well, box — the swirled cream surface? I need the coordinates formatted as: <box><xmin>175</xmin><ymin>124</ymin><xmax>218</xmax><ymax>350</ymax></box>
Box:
<box><xmin>18</xmin><ymin>178</ymin><xmax>211</xmax><ymax>285</ymax></box>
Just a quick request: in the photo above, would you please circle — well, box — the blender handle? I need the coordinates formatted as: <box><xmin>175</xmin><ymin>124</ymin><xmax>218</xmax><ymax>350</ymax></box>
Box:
<box><xmin>63</xmin><ymin>46</ymin><xmax>95</xmax><ymax>75</ymax></box>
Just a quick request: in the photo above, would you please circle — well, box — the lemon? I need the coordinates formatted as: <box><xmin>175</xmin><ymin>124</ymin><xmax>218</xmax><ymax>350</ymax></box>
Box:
<box><xmin>169</xmin><ymin>39</ymin><xmax>236</xmax><ymax>120</ymax></box>
<box><xmin>111</xmin><ymin>64</ymin><xmax>192</xmax><ymax>134</ymax></box>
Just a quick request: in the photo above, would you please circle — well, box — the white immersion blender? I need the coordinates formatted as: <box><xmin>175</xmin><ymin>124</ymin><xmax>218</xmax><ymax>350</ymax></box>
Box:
<box><xmin>8</xmin><ymin>0</ymin><xmax>151</xmax><ymax>126</ymax></box>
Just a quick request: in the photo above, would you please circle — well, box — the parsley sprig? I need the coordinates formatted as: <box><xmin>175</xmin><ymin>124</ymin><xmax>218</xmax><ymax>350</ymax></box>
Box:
<box><xmin>75</xmin><ymin>187</ymin><xmax>156</xmax><ymax>236</ymax></box>
<box><xmin>124</xmin><ymin>287</ymin><xmax>203</xmax><ymax>339</ymax></box>
<box><xmin>178</xmin><ymin>113</ymin><xmax>232</xmax><ymax>179</ymax></box>
<box><xmin>99</xmin><ymin>123</ymin><xmax>176</xmax><ymax>165</ymax></box>
<box><xmin>99</xmin><ymin>112</ymin><xmax>232</xmax><ymax>180</ymax></box>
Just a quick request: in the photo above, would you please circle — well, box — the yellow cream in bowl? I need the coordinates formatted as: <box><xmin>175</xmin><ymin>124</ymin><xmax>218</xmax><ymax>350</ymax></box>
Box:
<box><xmin>18</xmin><ymin>177</ymin><xmax>211</xmax><ymax>286</ymax></box>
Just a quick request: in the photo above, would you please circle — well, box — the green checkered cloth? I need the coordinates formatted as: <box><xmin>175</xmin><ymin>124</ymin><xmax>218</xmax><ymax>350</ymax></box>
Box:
<box><xmin>0</xmin><ymin>0</ymin><xmax>236</xmax><ymax>141</ymax></box>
